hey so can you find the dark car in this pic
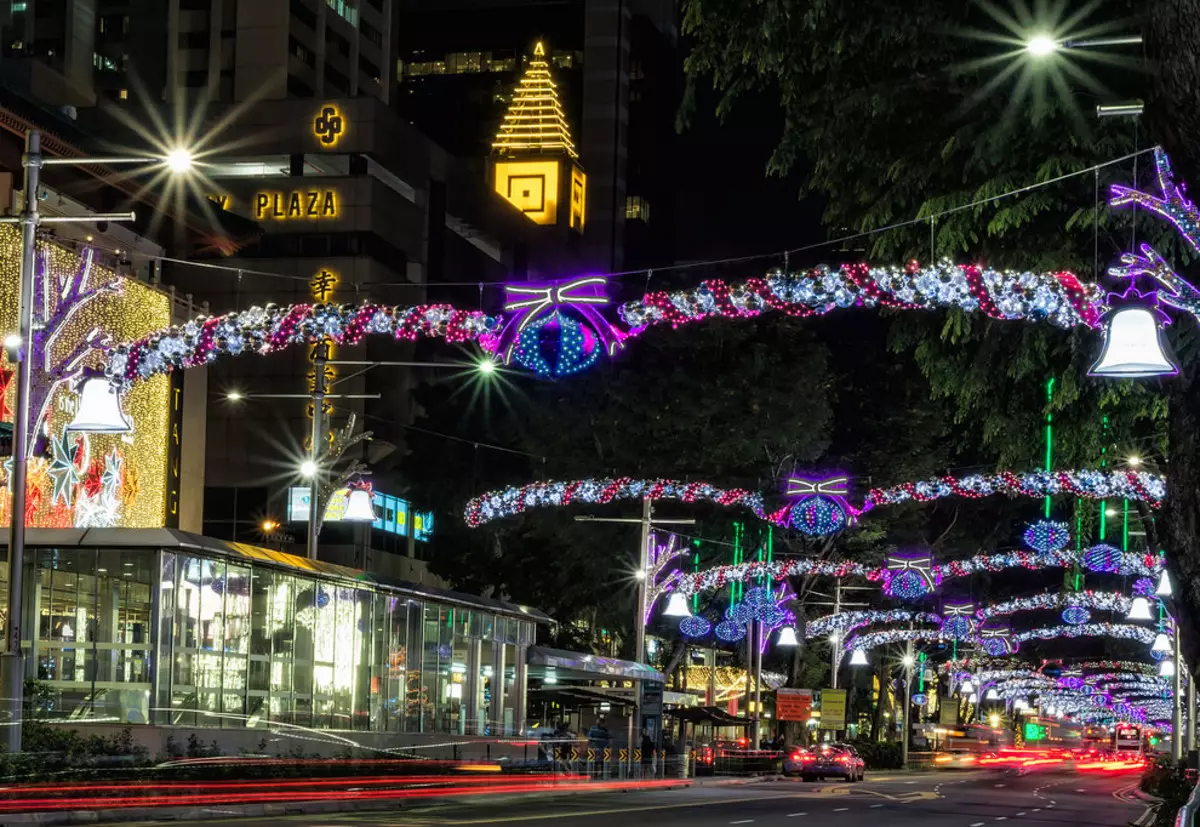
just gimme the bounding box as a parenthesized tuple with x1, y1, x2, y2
(783, 743, 865, 782)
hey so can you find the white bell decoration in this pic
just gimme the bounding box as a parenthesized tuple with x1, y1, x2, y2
(1156, 569, 1173, 597)
(342, 487, 377, 522)
(1089, 306, 1178, 378)
(777, 626, 800, 647)
(1160, 658, 1176, 678)
(968, 692, 978, 704)
(960, 679, 975, 695)
(1014, 698, 1028, 711)
(663, 592, 692, 618)
(986, 688, 999, 700)
(849, 648, 869, 666)
(1152, 632, 1172, 653)
(1126, 596, 1154, 621)
(67, 376, 133, 433)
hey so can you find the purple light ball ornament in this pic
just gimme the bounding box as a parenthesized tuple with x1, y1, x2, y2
(715, 620, 747, 643)
(744, 587, 772, 608)
(1062, 606, 1092, 625)
(510, 312, 601, 378)
(1082, 544, 1123, 574)
(496, 277, 623, 378)
(883, 552, 939, 602)
(1023, 520, 1071, 553)
(680, 616, 712, 638)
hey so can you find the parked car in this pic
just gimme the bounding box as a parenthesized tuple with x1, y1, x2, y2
(783, 743, 865, 782)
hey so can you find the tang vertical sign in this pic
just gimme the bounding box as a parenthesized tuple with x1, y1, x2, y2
(164, 370, 184, 528)
(306, 269, 339, 449)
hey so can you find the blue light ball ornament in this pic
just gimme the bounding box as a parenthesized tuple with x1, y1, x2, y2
(715, 620, 747, 642)
(725, 603, 753, 624)
(680, 616, 712, 638)
(1023, 520, 1071, 553)
(941, 615, 973, 640)
(1082, 544, 1123, 574)
(788, 496, 849, 537)
(511, 311, 601, 378)
(912, 693, 927, 707)
(744, 587, 772, 607)
(885, 570, 932, 601)
(1062, 606, 1091, 625)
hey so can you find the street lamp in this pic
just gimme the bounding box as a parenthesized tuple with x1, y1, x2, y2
(299, 459, 318, 478)
(165, 148, 195, 173)
(0, 129, 198, 755)
(1026, 34, 1058, 55)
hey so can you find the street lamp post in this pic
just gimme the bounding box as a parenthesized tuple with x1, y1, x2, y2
(0, 130, 154, 753)
(902, 642, 915, 769)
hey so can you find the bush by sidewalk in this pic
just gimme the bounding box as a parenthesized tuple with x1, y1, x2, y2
(849, 740, 903, 770)
(1141, 757, 1191, 826)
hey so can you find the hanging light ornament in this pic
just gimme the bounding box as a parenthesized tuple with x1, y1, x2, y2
(1156, 569, 1173, 597)
(777, 626, 800, 647)
(1082, 544, 1123, 574)
(342, 483, 378, 522)
(715, 620, 747, 643)
(1062, 606, 1092, 625)
(497, 278, 622, 377)
(883, 552, 939, 601)
(849, 648, 869, 666)
(67, 374, 134, 433)
(1160, 659, 1176, 678)
(782, 475, 853, 537)
(1151, 632, 1172, 653)
(960, 679, 976, 695)
(679, 616, 712, 638)
(986, 688, 999, 700)
(1023, 520, 1072, 553)
(1126, 597, 1154, 621)
(912, 693, 927, 707)
(663, 592, 693, 617)
(1089, 291, 1178, 378)
(941, 601, 976, 640)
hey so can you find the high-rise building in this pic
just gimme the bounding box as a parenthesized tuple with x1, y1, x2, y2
(397, 0, 680, 273)
(0, 1, 580, 582)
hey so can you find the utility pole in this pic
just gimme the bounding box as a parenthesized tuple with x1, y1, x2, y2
(1174, 629, 1183, 762)
(1, 131, 137, 753)
(902, 639, 914, 768)
(306, 341, 329, 560)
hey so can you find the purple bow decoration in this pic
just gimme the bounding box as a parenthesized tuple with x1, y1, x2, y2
(494, 276, 624, 361)
(943, 601, 976, 617)
(886, 553, 937, 589)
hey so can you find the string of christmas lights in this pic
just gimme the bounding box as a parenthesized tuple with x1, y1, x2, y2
(618, 260, 1104, 333)
(107, 302, 503, 388)
(806, 609, 941, 640)
(863, 470, 1165, 511)
(463, 477, 766, 528)
(1013, 623, 1161, 645)
(674, 549, 1161, 596)
(975, 592, 1132, 622)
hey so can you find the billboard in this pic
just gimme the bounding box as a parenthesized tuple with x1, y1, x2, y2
(287, 486, 434, 540)
(776, 688, 813, 722)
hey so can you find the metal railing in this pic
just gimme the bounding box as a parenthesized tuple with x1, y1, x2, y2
(1178, 782, 1200, 827)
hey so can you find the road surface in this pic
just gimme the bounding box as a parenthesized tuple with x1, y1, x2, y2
(104, 768, 1150, 827)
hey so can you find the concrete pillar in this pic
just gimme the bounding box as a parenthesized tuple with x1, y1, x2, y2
(512, 645, 527, 736)
(491, 641, 506, 735)
(465, 638, 482, 735)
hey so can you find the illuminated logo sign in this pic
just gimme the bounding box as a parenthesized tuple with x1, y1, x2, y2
(254, 190, 338, 220)
(1023, 723, 1047, 741)
(208, 194, 232, 210)
(313, 104, 345, 147)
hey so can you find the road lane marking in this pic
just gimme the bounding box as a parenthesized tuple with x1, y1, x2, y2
(1033, 809, 1041, 813)
(870, 804, 884, 808)
(787, 814, 807, 818)
(994, 783, 1006, 788)
(730, 820, 754, 824)
(834, 807, 849, 812)
(997, 819, 1008, 822)
(971, 823, 985, 826)
(1018, 813, 1027, 816)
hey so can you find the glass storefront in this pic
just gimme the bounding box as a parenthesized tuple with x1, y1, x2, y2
(7, 542, 541, 736)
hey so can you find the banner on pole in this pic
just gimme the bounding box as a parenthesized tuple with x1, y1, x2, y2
(821, 688, 847, 730)
(776, 688, 814, 722)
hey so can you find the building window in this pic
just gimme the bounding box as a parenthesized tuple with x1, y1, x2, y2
(326, 0, 358, 28)
(183, 69, 208, 88)
(178, 30, 209, 49)
(12, 1, 27, 11)
(287, 74, 313, 97)
(118, 88, 128, 100)
(289, 35, 314, 67)
(625, 196, 650, 223)
(291, 0, 317, 31)
(324, 62, 349, 94)
(325, 27, 350, 58)
(551, 52, 574, 69)
(358, 54, 379, 83)
(361, 19, 382, 47)
(92, 52, 118, 71)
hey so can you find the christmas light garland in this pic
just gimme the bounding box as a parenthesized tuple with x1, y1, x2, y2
(975, 592, 1132, 622)
(674, 549, 1161, 596)
(618, 260, 1104, 334)
(463, 477, 766, 528)
(106, 302, 503, 389)
(1013, 623, 1161, 645)
(862, 470, 1164, 511)
(806, 609, 941, 640)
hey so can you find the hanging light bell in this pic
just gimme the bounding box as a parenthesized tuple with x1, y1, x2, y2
(776, 626, 800, 647)
(1151, 632, 1172, 653)
(663, 592, 693, 618)
(1156, 569, 1173, 597)
(1089, 306, 1178, 378)
(342, 487, 378, 522)
(849, 648, 868, 666)
(1126, 596, 1153, 621)
(67, 376, 133, 433)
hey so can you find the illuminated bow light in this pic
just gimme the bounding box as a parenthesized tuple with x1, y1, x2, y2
(779, 474, 855, 536)
(67, 373, 133, 433)
(978, 626, 1019, 657)
(1089, 286, 1178, 378)
(941, 601, 976, 639)
(495, 277, 624, 376)
(883, 552, 939, 600)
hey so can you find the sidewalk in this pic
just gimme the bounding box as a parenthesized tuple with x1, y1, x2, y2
(0, 777, 698, 827)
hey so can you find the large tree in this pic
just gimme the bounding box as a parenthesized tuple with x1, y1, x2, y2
(680, 0, 1200, 663)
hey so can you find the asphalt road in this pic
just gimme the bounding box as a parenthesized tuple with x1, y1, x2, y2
(104, 768, 1151, 827)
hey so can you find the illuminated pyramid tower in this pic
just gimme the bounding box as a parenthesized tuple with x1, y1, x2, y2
(491, 42, 586, 231)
